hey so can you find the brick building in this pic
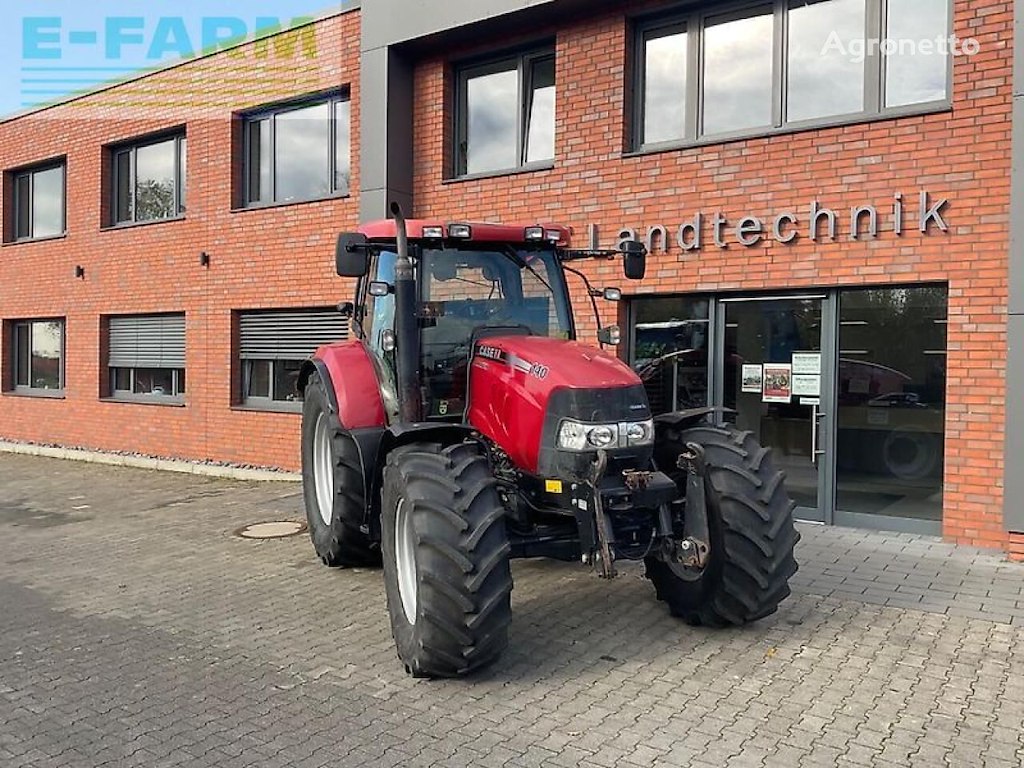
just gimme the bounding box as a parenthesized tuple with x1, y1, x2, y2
(1, 0, 1021, 555)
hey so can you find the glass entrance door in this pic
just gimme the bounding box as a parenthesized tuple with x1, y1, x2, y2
(717, 296, 830, 522)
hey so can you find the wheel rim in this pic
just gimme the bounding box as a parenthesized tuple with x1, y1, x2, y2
(394, 499, 418, 623)
(312, 413, 334, 527)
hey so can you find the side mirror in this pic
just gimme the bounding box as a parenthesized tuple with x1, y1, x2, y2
(598, 325, 622, 346)
(621, 240, 647, 281)
(336, 232, 369, 277)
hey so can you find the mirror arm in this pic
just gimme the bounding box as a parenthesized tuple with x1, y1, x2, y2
(562, 263, 607, 349)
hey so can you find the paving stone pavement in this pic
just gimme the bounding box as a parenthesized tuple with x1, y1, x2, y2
(2, 453, 1024, 768)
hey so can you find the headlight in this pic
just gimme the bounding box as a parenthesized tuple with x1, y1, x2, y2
(587, 425, 617, 448)
(556, 419, 653, 451)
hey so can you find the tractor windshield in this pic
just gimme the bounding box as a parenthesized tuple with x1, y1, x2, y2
(417, 245, 574, 419)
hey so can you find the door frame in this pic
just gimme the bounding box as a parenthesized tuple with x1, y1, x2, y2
(711, 292, 837, 525)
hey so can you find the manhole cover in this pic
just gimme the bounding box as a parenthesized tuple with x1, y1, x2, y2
(235, 521, 307, 539)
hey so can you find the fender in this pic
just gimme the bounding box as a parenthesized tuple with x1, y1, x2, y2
(297, 341, 387, 430)
(654, 407, 735, 430)
(365, 422, 478, 539)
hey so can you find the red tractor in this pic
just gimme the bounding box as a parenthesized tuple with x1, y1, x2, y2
(299, 205, 799, 678)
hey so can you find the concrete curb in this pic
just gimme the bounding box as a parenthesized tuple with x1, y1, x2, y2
(0, 441, 301, 483)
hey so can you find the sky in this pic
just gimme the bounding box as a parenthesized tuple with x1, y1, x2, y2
(0, 1, 350, 118)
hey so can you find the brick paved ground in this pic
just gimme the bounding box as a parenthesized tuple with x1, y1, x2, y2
(2, 453, 1024, 768)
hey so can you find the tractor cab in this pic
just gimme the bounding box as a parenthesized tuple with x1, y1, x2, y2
(336, 220, 617, 426)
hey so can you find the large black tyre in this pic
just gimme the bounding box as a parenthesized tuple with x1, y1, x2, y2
(646, 423, 799, 627)
(381, 442, 513, 678)
(300, 376, 380, 567)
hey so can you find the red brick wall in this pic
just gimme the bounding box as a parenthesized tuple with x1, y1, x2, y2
(0, 12, 362, 470)
(410, 0, 1012, 548)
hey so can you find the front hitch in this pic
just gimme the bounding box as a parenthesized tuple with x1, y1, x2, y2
(661, 442, 711, 569)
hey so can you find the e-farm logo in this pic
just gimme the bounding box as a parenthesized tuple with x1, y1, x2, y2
(23, 15, 317, 61)
(19, 14, 318, 110)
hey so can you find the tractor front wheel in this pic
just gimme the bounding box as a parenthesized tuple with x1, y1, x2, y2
(646, 423, 799, 627)
(381, 442, 513, 678)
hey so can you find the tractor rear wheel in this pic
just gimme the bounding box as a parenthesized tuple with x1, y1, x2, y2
(646, 423, 799, 627)
(301, 375, 380, 567)
(381, 442, 513, 678)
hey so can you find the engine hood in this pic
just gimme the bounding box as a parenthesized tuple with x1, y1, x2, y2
(467, 336, 650, 474)
(474, 336, 642, 389)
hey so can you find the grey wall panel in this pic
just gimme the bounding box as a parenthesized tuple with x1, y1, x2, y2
(359, 47, 415, 222)
(1005, 315, 1024, 532)
(362, 0, 558, 49)
(1007, 0, 1024, 530)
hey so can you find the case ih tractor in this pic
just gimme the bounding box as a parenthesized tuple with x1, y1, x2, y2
(298, 205, 799, 678)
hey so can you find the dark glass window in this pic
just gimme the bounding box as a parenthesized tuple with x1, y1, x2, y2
(702, 7, 774, 136)
(629, 297, 711, 414)
(10, 319, 64, 392)
(457, 48, 556, 176)
(11, 163, 65, 241)
(111, 134, 186, 225)
(634, 0, 951, 150)
(244, 93, 350, 206)
(787, 0, 866, 122)
(835, 285, 948, 522)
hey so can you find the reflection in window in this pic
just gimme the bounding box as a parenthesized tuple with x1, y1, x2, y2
(886, 0, 950, 107)
(787, 0, 865, 122)
(525, 56, 556, 165)
(630, 297, 710, 414)
(466, 67, 519, 175)
(11, 319, 64, 392)
(633, 0, 950, 149)
(245, 93, 351, 205)
(458, 48, 556, 176)
(642, 26, 688, 145)
(702, 8, 774, 135)
(11, 163, 65, 241)
(836, 285, 948, 522)
(112, 135, 186, 224)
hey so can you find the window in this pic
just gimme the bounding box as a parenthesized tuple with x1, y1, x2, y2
(835, 285, 947, 522)
(629, 298, 710, 414)
(107, 314, 186, 402)
(9, 162, 65, 241)
(239, 309, 348, 408)
(634, 0, 951, 149)
(8, 319, 64, 394)
(111, 134, 186, 225)
(456, 47, 556, 177)
(244, 93, 351, 206)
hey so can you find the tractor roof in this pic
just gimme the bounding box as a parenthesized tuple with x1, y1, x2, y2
(358, 220, 572, 246)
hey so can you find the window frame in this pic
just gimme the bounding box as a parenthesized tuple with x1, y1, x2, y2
(240, 359, 305, 411)
(9, 160, 67, 243)
(241, 91, 352, 208)
(109, 132, 187, 227)
(109, 366, 186, 403)
(453, 44, 557, 179)
(631, 0, 954, 154)
(8, 318, 65, 396)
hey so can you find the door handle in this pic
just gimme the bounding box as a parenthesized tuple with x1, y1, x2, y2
(810, 404, 827, 465)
